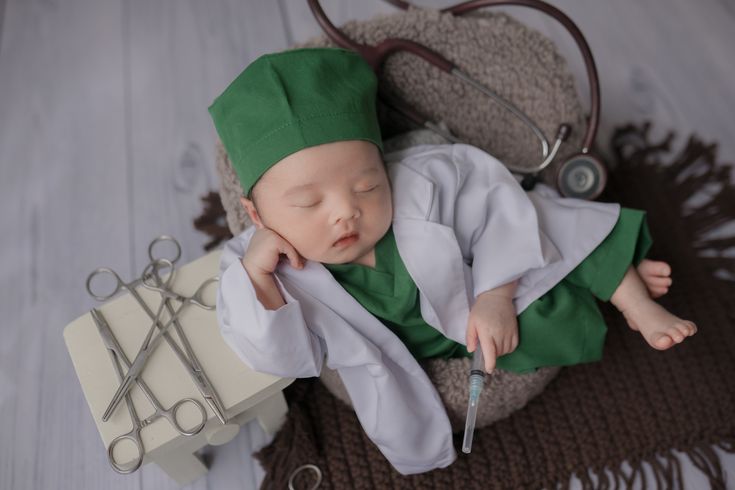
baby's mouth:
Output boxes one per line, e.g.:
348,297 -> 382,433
333,232 -> 359,248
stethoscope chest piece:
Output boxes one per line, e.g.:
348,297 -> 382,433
556,153 -> 607,200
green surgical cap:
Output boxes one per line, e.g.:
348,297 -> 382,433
208,47 -> 384,197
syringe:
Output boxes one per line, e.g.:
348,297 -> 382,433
462,346 -> 486,453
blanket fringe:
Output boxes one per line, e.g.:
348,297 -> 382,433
192,190 -> 234,251
610,122 -> 735,286
685,442 -> 727,490
557,120 -> 735,490
572,438 -> 735,490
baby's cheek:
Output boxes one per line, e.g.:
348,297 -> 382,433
291,234 -> 324,262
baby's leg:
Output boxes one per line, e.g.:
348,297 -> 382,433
637,259 -> 672,298
611,265 -> 697,350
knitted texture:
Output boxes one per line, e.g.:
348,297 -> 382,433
246,122 -> 735,489
319,353 -> 560,433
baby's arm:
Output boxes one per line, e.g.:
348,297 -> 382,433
436,145 -> 546,371
217,231 -> 324,379
467,279 -> 520,373
245,264 -> 286,310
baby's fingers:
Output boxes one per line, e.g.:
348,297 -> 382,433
497,333 -> 508,356
479,336 -> 497,374
278,239 -> 304,269
502,330 -> 519,356
466,324 -> 479,353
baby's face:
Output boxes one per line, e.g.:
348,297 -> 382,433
241,140 -> 393,266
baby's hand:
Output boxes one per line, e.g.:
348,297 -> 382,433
466,291 -> 519,374
241,227 -> 304,277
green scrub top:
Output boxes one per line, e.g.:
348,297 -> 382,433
324,207 -> 653,373
324,226 -> 470,360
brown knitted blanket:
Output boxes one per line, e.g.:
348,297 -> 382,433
195,122 -> 735,489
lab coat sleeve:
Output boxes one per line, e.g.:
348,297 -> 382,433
216,232 -> 325,378
450,144 -> 556,299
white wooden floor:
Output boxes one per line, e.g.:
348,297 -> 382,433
1,0 -> 734,489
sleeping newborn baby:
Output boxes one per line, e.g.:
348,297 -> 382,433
209,47 -> 697,475
239,138 -> 695,363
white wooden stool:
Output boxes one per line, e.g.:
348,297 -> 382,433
63,250 -> 293,485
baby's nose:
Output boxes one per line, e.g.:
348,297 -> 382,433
334,200 -> 361,222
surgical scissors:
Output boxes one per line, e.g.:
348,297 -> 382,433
91,308 -> 207,474
101,258 -> 222,423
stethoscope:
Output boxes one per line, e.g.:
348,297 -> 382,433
308,0 -> 608,200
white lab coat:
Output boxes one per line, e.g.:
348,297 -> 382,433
217,143 -> 621,475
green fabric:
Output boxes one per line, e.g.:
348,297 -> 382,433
324,226 -> 468,360
325,207 -> 653,373
208,47 -> 384,197
494,207 -> 653,373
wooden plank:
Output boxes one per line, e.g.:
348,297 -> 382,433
0,0 -> 136,488
124,0 -> 291,487
125,0 -> 292,273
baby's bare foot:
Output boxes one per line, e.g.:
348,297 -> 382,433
622,297 -> 697,350
636,259 -> 672,298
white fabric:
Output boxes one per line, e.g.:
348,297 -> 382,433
216,143 -> 620,474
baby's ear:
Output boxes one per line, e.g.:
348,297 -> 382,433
240,196 -> 264,229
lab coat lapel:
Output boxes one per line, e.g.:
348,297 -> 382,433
389,162 -> 471,345
274,251 -> 457,474
276,259 -> 422,369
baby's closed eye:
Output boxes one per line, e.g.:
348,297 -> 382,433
291,184 -> 381,208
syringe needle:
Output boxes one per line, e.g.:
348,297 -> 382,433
462,347 -> 486,454
462,391 -> 481,453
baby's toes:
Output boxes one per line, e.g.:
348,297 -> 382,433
639,259 -> 672,279
649,276 -> 673,287
651,331 -> 676,350
649,286 -> 669,298
654,261 -> 672,277
683,321 -> 698,336
668,324 -> 690,343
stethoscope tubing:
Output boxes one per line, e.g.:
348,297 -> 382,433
307,0 -> 601,177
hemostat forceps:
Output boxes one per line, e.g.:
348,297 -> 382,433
101,258 -> 222,423
91,308 -> 207,474
86,235 -> 225,425
86,235 -> 183,303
